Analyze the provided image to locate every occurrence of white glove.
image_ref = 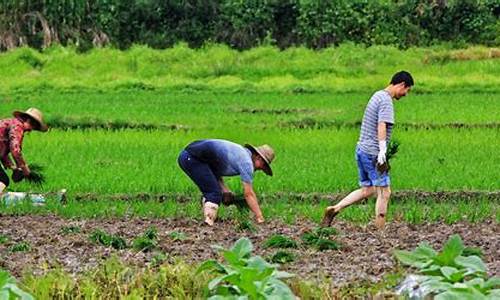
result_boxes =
[377,140,387,165]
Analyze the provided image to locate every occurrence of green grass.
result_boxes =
[0,197,496,224]
[6,127,499,195]
[1,90,499,128]
[0,44,499,94]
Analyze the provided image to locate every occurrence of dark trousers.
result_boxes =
[0,167,9,187]
[177,150,222,205]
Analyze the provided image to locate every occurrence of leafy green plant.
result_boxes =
[196,237,296,299]
[395,234,500,299]
[0,268,34,300]
[132,226,158,252]
[263,235,297,249]
[270,251,295,264]
[168,231,187,241]
[9,242,31,252]
[89,229,127,250]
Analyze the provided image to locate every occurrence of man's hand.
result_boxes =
[222,192,235,206]
[377,140,387,165]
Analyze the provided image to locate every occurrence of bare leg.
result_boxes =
[375,186,391,229]
[321,186,375,226]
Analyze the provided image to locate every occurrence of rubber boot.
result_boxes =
[203,202,219,226]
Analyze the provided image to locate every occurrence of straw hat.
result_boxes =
[244,144,275,176]
[13,108,48,132]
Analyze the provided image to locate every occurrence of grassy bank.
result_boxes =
[0,44,499,94]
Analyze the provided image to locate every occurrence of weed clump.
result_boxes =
[263,235,298,249]
[60,225,80,234]
[0,234,8,244]
[9,241,31,252]
[132,226,158,252]
[270,250,296,264]
[89,229,127,250]
[168,231,187,241]
[301,227,341,251]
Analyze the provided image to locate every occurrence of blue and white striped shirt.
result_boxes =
[357,90,394,155]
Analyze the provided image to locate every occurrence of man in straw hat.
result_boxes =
[0,108,48,194]
[322,71,414,230]
[178,139,275,226]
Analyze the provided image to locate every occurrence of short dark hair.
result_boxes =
[390,71,414,87]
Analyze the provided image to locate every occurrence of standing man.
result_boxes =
[0,108,48,194]
[178,139,275,226]
[322,71,414,229]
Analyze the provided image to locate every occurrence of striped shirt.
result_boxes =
[357,90,394,155]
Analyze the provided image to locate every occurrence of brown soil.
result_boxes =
[0,215,498,285]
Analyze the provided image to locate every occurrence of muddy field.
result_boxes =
[0,215,498,285]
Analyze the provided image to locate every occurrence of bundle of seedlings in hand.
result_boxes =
[376,140,400,173]
[223,192,248,211]
[12,163,46,185]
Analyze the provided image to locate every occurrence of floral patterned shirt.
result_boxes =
[0,118,27,170]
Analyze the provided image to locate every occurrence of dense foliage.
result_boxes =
[1,0,498,51]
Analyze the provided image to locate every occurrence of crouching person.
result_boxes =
[178,139,275,226]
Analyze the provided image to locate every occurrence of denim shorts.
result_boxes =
[355,146,390,187]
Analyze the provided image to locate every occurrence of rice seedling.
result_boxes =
[60,225,80,235]
[132,226,158,252]
[89,229,127,250]
[301,228,342,251]
[168,231,187,241]
[263,234,298,249]
[9,241,31,252]
[0,235,8,244]
[270,250,296,264]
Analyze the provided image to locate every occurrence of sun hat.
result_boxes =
[244,144,275,176]
[13,108,48,132]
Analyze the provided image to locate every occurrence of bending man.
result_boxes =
[178,139,275,226]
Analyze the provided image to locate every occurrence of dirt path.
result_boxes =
[1,215,498,285]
